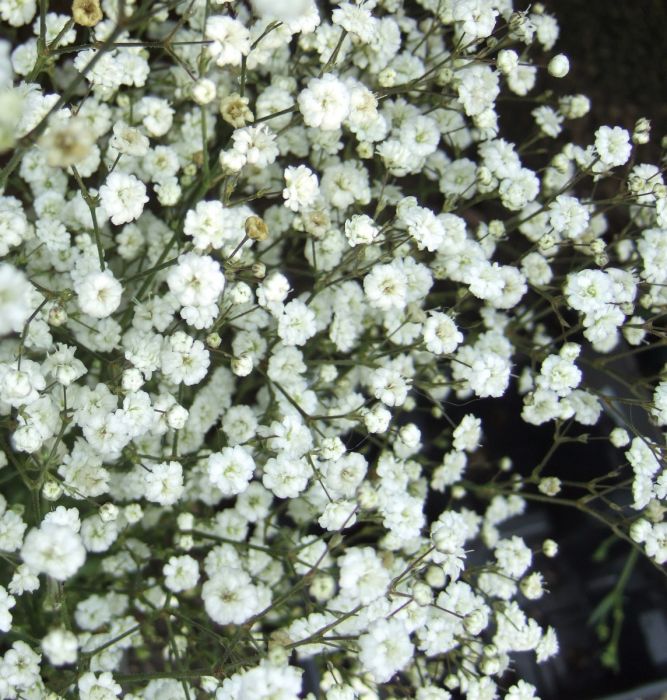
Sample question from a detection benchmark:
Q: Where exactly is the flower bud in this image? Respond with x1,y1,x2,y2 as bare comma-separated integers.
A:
177,513,194,531
538,476,561,496
166,404,189,430
542,538,558,557
124,503,143,524
231,353,253,377
497,49,518,75
206,332,221,349
548,54,570,78
412,582,433,606
357,141,374,159
48,304,68,327
192,79,217,105
309,574,336,602
122,368,144,392
245,215,268,241
99,503,119,522
630,518,651,543
425,565,446,589
42,481,63,501
632,117,651,145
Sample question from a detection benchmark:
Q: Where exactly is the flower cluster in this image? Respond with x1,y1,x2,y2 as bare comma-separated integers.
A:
0,0,665,698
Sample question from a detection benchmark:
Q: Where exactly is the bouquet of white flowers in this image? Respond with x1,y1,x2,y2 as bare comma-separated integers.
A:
0,0,665,698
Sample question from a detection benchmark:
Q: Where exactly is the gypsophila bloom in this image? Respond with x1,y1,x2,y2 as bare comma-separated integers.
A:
298,74,350,131
208,446,255,497
78,672,121,700
76,270,123,318
206,15,250,67
42,628,78,666
595,125,632,168
423,312,463,355
0,263,35,335
364,262,408,311
143,461,184,506
283,165,319,212
0,586,16,632
163,555,200,592
278,299,317,346
359,617,414,683
20,523,86,581
109,120,149,156
345,213,379,246
98,172,148,225
0,1,664,695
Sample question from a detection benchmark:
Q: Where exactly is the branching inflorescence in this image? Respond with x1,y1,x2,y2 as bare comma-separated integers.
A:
0,0,665,698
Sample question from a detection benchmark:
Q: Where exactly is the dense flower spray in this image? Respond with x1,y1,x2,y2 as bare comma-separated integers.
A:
0,0,665,698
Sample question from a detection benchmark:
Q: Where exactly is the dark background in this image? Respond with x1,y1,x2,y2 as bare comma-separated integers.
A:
542,0,667,149
496,3,667,698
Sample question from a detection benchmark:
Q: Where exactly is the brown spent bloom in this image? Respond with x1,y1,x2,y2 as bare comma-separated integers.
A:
219,93,254,128
244,215,268,242
39,117,95,168
72,0,103,27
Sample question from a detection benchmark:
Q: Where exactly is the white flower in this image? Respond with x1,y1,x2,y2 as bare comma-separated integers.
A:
283,165,319,212
364,262,408,311
468,352,511,398
0,359,45,407
160,331,210,385
43,343,86,386
318,500,357,531
506,680,539,700
358,617,414,683
263,455,312,498
167,253,225,308
184,199,227,250
78,671,121,700
249,0,312,21
452,414,482,452
206,15,250,67
495,536,532,578
109,120,149,156
564,269,613,314
231,124,279,168
21,522,86,581
457,64,499,117
537,354,581,397
344,214,379,246
277,299,317,346
42,628,78,666
0,263,35,336
98,172,148,225
595,125,631,168
76,270,123,318
0,0,36,26
202,568,265,625
163,555,200,592
144,461,184,506
548,195,589,240
423,312,463,355
370,366,409,407
298,74,350,131
208,446,255,497
338,546,390,605
0,585,15,632
332,2,377,43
